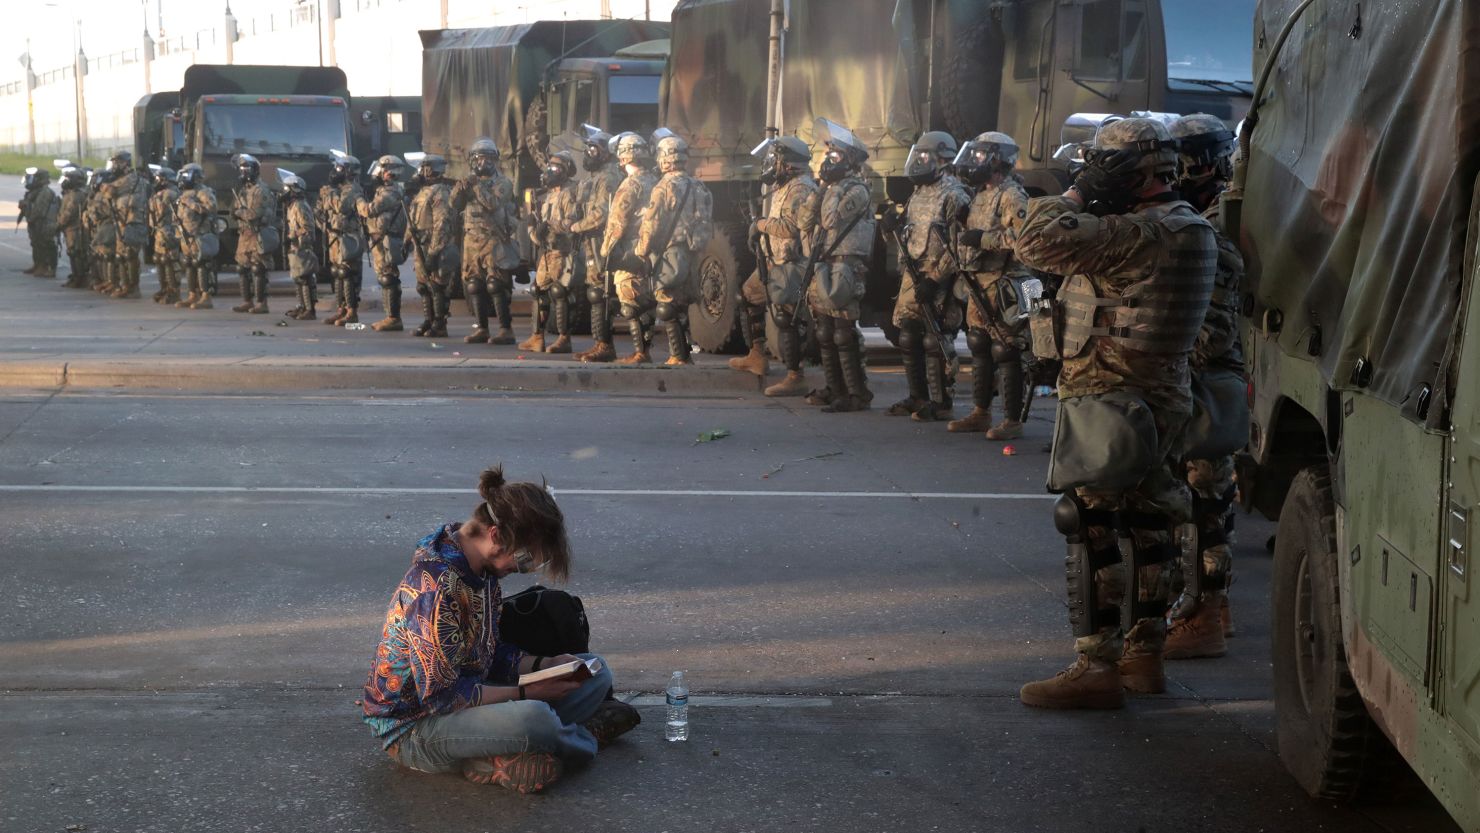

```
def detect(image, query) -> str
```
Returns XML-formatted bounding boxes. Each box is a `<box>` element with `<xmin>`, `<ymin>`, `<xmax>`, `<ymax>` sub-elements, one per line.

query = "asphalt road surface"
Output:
<box><xmin>0</xmin><ymin>180</ymin><xmax>1463</xmax><ymax>833</ymax></box>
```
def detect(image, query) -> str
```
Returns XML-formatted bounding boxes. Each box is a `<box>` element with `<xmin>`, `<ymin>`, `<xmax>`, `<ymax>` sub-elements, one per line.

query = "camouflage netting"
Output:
<box><xmin>1242</xmin><ymin>0</ymin><xmax>1480</xmax><ymax>427</ymax></box>
<box><xmin>420</xmin><ymin>20</ymin><xmax>670</xmax><ymax>175</ymax></box>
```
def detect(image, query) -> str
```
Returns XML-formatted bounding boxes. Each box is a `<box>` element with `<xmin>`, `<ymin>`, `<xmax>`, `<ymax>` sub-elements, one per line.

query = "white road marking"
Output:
<box><xmin>0</xmin><ymin>484</ymin><xmax>1052</xmax><ymax>500</ymax></box>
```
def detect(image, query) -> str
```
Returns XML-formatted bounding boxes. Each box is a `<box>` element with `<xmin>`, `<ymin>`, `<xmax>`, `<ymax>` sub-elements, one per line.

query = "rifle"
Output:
<box><xmin>641</xmin><ymin>177</ymin><xmax>695</xmax><ymax>277</ymax></box>
<box><xmin>795</xmin><ymin>182</ymin><xmax>874</xmax><ymax>310</ymax></box>
<box><xmin>585</xmin><ymin>232</ymin><xmax>613</xmax><ymax>329</ymax></box>
<box><xmin>888</xmin><ymin>226</ymin><xmax>955</xmax><ymax>362</ymax></box>
<box><xmin>929</xmin><ymin>221</ymin><xmax>995</xmax><ymax>324</ymax></box>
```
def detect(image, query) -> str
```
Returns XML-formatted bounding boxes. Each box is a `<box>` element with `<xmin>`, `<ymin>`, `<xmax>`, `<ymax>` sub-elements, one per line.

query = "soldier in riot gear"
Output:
<box><xmin>57</xmin><ymin>166</ymin><xmax>90</xmax><ymax>288</ymax></box>
<box><xmin>231</xmin><ymin>154</ymin><xmax>278</xmax><ymax>314</ymax></box>
<box><xmin>601</xmin><ymin>132</ymin><xmax>661</xmax><ymax>364</ymax></box>
<box><xmin>1164</xmin><ymin>112</ymin><xmax>1244</xmax><ymax>659</ymax></box>
<box><xmin>363</xmin><ymin>155</ymin><xmax>409</xmax><ymax>332</ymax></box>
<box><xmin>84</xmin><ymin>168</ymin><xmax>118</xmax><ymax>292</ymax></box>
<box><xmin>451</xmin><ymin>138</ymin><xmax>521</xmax><ymax>344</ymax></box>
<box><xmin>948</xmin><ymin>132</ymin><xmax>1032</xmax><ymax>440</ymax></box>
<box><xmin>571</xmin><ymin>126</ymin><xmax>625</xmax><ymax>362</ymax></box>
<box><xmin>322</xmin><ymin>152</ymin><xmax>368</xmax><ymax>326</ymax></box>
<box><xmin>731</xmin><ymin>135</ymin><xmax>819</xmax><ymax>395</ymax></box>
<box><xmin>175</xmin><ymin>164</ymin><xmax>219</xmax><ymax>309</ymax></box>
<box><xmin>635</xmin><ymin>133</ymin><xmax>714</xmax><ymax>366</ymax></box>
<box><xmin>524</xmin><ymin>151</ymin><xmax>579</xmax><ymax>353</ymax></box>
<box><xmin>807</xmin><ymin>119</ymin><xmax>877</xmax><ymax>412</ymax></box>
<box><xmin>882</xmin><ymin>130</ymin><xmax>972</xmax><ymax>421</ymax></box>
<box><xmin>104</xmin><ymin>150</ymin><xmax>150</xmax><ymax>299</ymax></box>
<box><xmin>18</xmin><ymin>167</ymin><xmax>59</xmax><ymax>278</ymax></box>
<box><xmin>147</xmin><ymin>166</ymin><xmax>183</xmax><ymax>304</ymax></box>
<box><xmin>278</xmin><ymin>171</ymin><xmax>320</xmax><ymax>320</ymax></box>
<box><xmin>1014</xmin><ymin>117</ymin><xmax>1216</xmax><ymax>709</ymax></box>
<box><xmin>404</xmin><ymin>153</ymin><xmax>458</xmax><ymax>338</ymax></box>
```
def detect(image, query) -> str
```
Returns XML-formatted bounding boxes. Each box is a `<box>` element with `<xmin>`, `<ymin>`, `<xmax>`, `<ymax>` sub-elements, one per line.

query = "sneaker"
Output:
<box><xmin>582</xmin><ymin>700</ymin><xmax>642</xmax><ymax>749</ymax></box>
<box><xmin>461</xmin><ymin>752</ymin><xmax>562</xmax><ymax>793</ymax></box>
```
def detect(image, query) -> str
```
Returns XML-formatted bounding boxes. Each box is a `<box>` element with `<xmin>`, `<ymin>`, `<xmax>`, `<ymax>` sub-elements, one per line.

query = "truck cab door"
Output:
<box><xmin>1440</xmin><ymin>181</ymin><xmax>1480</xmax><ymax>752</ymax></box>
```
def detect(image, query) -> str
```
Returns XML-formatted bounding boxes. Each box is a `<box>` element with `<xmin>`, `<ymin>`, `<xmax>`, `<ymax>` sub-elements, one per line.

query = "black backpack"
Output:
<box><xmin>499</xmin><ymin>585</ymin><xmax>590</xmax><ymax>656</ymax></box>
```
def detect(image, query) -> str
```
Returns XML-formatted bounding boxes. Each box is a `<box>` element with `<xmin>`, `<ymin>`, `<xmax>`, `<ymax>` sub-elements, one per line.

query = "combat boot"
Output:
<box><xmin>232</xmin><ymin>274</ymin><xmax>255</xmax><ymax>313</ymax></box>
<box><xmin>728</xmin><ymin>342</ymin><xmax>769</xmax><ymax>377</ymax></box>
<box><xmin>1164</xmin><ymin>594</ymin><xmax>1229</xmax><ymax>660</ymax></box>
<box><xmin>1019</xmin><ymin>655</ymin><xmax>1126</xmax><ymax>710</ymax></box>
<box><xmin>373</xmin><ymin>287</ymin><xmax>402</xmax><ymax>331</ymax></box>
<box><xmin>546</xmin><ymin>335</ymin><xmax>572</xmax><ymax>354</ymax></box>
<box><xmin>250</xmin><ymin>301</ymin><xmax>270</xmax><ymax>314</ymax></box>
<box><xmin>889</xmin><ymin>329</ymin><xmax>929</xmax><ymax>415</ymax></box>
<box><xmin>411</xmin><ymin>288</ymin><xmax>435</xmax><ymax>336</ymax></box>
<box><xmin>826</xmin><ymin>328</ymin><xmax>872</xmax><ymax>413</ymax></box>
<box><xmin>986</xmin><ymin>419</ymin><xmax>1025</xmax><ymax>441</ymax></box>
<box><xmin>340</xmin><ymin>307</ymin><xmax>359</xmax><ymax>326</ymax></box>
<box><xmin>465</xmin><ymin>326</ymin><xmax>490</xmax><ymax>344</ymax></box>
<box><xmin>490</xmin><ymin>327</ymin><xmax>515</xmax><ymax>345</ymax></box>
<box><xmin>765</xmin><ymin>371</ymin><xmax>809</xmax><ymax>397</ymax></box>
<box><xmin>947</xmin><ymin>407</ymin><xmax>993</xmax><ymax>433</ymax></box>
<box><xmin>190</xmin><ymin>292</ymin><xmax>214</xmax><ymax>310</ymax></box>
<box><xmin>519</xmin><ymin>332</ymin><xmax>546</xmax><ymax>353</ymax></box>
<box><xmin>427</xmin><ymin>318</ymin><xmax>448</xmax><ymax>338</ymax></box>
<box><xmin>617</xmin><ymin>318</ymin><xmax>650</xmax><ymax>364</ymax></box>
<box><xmin>581</xmin><ymin>341</ymin><xmax>616</xmax><ymax>363</ymax></box>
<box><xmin>912</xmin><ymin>355</ymin><xmax>953</xmax><ymax>421</ymax></box>
<box><xmin>325</xmin><ymin>307</ymin><xmax>347</xmax><ymax>326</ymax></box>
<box><xmin>372</xmin><ymin>316</ymin><xmax>404</xmax><ymax>332</ymax></box>
<box><xmin>152</xmin><ymin>282</ymin><xmax>168</xmax><ymax>303</ymax></box>
<box><xmin>1117</xmin><ymin>642</ymin><xmax>1167</xmax><ymax>693</ymax></box>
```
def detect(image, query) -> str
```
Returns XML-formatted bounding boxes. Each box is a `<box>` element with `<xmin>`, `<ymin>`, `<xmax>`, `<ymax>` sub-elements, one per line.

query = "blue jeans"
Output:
<box><xmin>388</xmin><ymin>653</ymin><xmax>612</xmax><ymax>773</ymax></box>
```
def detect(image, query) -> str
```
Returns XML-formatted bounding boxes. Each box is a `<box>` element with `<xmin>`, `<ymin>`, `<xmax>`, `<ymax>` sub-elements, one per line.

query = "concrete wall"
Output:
<box><xmin>0</xmin><ymin>0</ymin><xmax>677</xmax><ymax>157</ymax></box>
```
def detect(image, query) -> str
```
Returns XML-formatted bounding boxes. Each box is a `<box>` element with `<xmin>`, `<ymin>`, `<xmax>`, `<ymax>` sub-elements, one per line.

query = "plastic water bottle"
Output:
<box><xmin>665</xmin><ymin>671</ymin><xmax>689</xmax><ymax>742</ymax></box>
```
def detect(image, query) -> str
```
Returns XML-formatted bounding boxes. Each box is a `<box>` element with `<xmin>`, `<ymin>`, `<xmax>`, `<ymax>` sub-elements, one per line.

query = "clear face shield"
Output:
<box><xmin>904</xmin><ymin>145</ymin><xmax>940</xmax><ymax>181</ymax></box>
<box><xmin>22</xmin><ymin>166</ymin><xmax>38</xmax><ymax>189</ymax></box>
<box><xmin>815</xmin><ymin>118</ymin><xmax>866</xmax><ymax>184</ymax></box>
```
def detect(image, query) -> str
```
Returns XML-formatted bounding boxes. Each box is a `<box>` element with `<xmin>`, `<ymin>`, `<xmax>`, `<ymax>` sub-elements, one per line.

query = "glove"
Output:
<box><xmin>958</xmin><ymin>228</ymin><xmax>985</xmax><ymax>249</ymax></box>
<box><xmin>1072</xmin><ymin>149</ymin><xmax>1146</xmax><ymax>209</ymax></box>
<box><xmin>914</xmin><ymin>276</ymin><xmax>939</xmax><ymax>305</ymax></box>
<box><xmin>876</xmin><ymin>203</ymin><xmax>903</xmax><ymax>235</ymax></box>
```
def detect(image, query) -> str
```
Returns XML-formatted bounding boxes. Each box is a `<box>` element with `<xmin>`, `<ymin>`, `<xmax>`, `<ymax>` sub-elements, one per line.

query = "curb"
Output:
<box><xmin>0</xmin><ymin>358</ymin><xmax>767</xmax><ymax>396</ymax></box>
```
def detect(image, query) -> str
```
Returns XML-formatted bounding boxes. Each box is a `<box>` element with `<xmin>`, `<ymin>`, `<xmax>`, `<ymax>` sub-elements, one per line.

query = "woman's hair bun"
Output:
<box><xmin>478</xmin><ymin>466</ymin><xmax>506</xmax><ymax>502</ymax></box>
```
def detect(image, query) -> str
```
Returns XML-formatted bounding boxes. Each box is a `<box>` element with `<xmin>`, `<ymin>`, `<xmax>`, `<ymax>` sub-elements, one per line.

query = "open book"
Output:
<box><xmin>518</xmin><ymin>656</ymin><xmax>604</xmax><ymax>686</ymax></box>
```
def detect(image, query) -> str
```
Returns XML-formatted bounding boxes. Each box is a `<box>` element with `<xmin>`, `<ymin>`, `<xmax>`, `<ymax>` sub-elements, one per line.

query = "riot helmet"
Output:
<box><xmin>815</xmin><ymin>118</ymin><xmax>869</xmax><ymax>184</ymax></box>
<box><xmin>178</xmin><ymin>163</ymin><xmax>204</xmax><ymax>189</ymax></box>
<box><xmin>1074</xmin><ymin>117</ymin><xmax>1180</xmax><ymax>214</ymax></box>
<box><xmin>651</xmin><ymin>126</ymin><xmax>677</xmax><ymax>147</ymax></box>
<box><xmin>751</xmin><ymin>135</ymin><xmax>811</xmax><ymax>186</ymax></box>
<box><xmin>581</xmin><ymin>123</ymin><xmax>613</xmax><ymax>172</ymax></box>
<box><xmin>954</xmin><ymin>131</ymin><xmax>1019</xmax><ymax>187</ymax></box>
<box><xmin>277</xmin><ymin>168</ymin><xmax>308</xmax><ymax>199</ymax></box>
<box><xmin>106</xmin><ymin>150</ymin><xmax>133</xmax><ymax>177</ymax></box>
<box><xmin>656</xmin><ymin>135</ymin><xmax>689</xmax><ymax>174</ymax></box>
<box><xmin>468</xmin><ymin>137</ymin><xmax>500</xmax><ymax>176</ymax></box>
<box><xmin>407</xmin><ymin>151</ymin><xmax>447</xmax><ymax>181</ymax></box>
<box><xmin>92</xmin><ymin>167</ymin><xmax>117</xmax><ymax>188</ymax></box>
<box><xmin>60</xmin><ymin>166</ymin><xmax>86</xmax><ymax>191</ymax></box>
<box><xmin>904</xmin><ymin>131</ymin><xmax>957</xmax><ymax>185</ymax></box>
<box><xmin>540</xmin><ymin>151</ymin><xmax>576</xmax><ymax>189</ymax></box>
<box><xmin>329</xmin><ymin>149</ymin><xmax>360</xmax><ymax>185</ymax></box>
<box><xmin>614</xmin><ymin>132</ymin><xmax>652</xmax><ymax>169</ymax></box>
<box><xmin>21</xmin><ymin>167</ymin><xmax>49</xmax><ymax>190</ymax></box>
<box><xmin>369</xmin><ymin>154</ymin><xmax>406</xmax><ymax>184</ymax></box>
<box><xmin>148</xmin><ymin>164</ymin><xmax>178</xmax><ymax>190</ymax></box>
<box><xmin>236</xmin><ymin>153</ymin><xmax>261</xmax><ymax>184</ymax></box>
<box><xmin>1170</xmin><ymin>112</ymin><xmax>1236</xmax><ymax>194</ymax></box>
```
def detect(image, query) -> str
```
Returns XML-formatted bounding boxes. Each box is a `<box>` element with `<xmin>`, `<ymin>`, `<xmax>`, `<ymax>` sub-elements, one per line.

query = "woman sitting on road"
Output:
<box><xmin>361</xmin><ymin>465</ymin><xmax>639</xmax><ymax>793</ymax></box>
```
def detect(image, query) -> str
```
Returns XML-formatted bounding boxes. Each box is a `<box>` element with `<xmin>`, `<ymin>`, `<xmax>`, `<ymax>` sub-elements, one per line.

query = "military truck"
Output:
<box><xmin>1231</xmin><ymin>0</ymin><xmax>1479</xmax><ymax>826</ymax></box>
<box><xmin>663</xmin><ymin>0</ymin><xmax>1256</xmax><ymax>352</ymax></box>
<box><xmin>419</xmin><ymin>20</ymin><xmax>670</xmax><ymax>195</ymax></box>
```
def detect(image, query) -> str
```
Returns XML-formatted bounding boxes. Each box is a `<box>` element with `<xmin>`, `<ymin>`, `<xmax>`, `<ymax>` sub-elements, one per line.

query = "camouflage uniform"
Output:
<box><xmin>84</xmin><ymin>180</ymin><xmax>118</xmax><ymax>291</ymax></box>
<box><xmin>18</xmin><ymin>175</ymin><xmax>60</xmax><ymax>277</ymax></box>
<box><xmin>951</xmin><ymin>175</ymin><xmax>1033</xmax><ymax>436</ymax></box>
<box><xmin>739</xmin><ymin>168</ymin><xmax>819</xmax><ymax>387</ymax></box>
<box><xmin>283</xmin><ymin>191</ymin><xmax>320</xmax><ymax>318</ymax></box>
<box><xmin>450</xmin><ymin>169</ymin><xmax>520</xmax><ymax>343</ymax></box>
<box><xmin>635</xmin><ymin>138</ymin><xmax>714</xmax><ymax>365</ymax></box>
<box><xmin>57</xmin><ymin>177</ymin><xmax>89</xmax><ymax>287</ymax></box>
<box><xmin>891</xmin><ymin>172</ymin><xmax>971</xmax><ymax>418</ymax></box>
<box><xmin>405</xmin><ymin>173</ymin><xmax>458</xmax><ymax>337</ymax></box>
<box><xmin>107</xmin><ymin>170</ymin><xmax>150</xmax><ymax>298</ymax></box>
<box><xmin>570</xmin><ymin>161</ymin><xmax>625</xmax><ymax>360</ymax></box>
<box><xmin>363</xmin><ymin>178</ymin><xmax>408</xmax><ymax>329</ymax></box>
<box><xmin>148</xmin><ymin>180</ymin><xmax>183</xmax><ymax>303</ymax></box>
<box><xmin>323</xmin><ymin>180</ymin><xmax>368</xmax><ymax>323</ymax></box>
<box><xmin>807</xmin><ymin>171</ymin><xmax>876</xmax><ymax>409</ymax></box>
<box><xmin>232</xmin><ymin>178</ymin><xmax>278</xmax><ymax>313</ymax></box>
<box><xmin>601</xmin><ymin>164</ymin><xmax>659</xmax><ymax>362</ymax></box>
<box><xmin>526</xmin><ymin>172</ymin><xmax>579</xmax><ymax>351</ymax></box>
<box><xmin>175</xmin><ymin>178</ymin><xmax>219</xmax><ymax>308</ymax></box>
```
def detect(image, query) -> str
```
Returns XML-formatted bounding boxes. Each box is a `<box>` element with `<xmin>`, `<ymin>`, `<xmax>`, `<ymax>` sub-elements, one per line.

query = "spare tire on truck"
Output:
<box><xmin>688</xmin><ymin>223</ymin><xmax>747</xmax><ymax>354</ymax></box>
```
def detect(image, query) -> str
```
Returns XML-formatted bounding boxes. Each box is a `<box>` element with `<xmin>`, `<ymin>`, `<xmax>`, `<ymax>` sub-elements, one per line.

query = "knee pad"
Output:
<box><xmin>897</xmin><ymin>322</ymin><xmax>922</xmax><ymax>351</ymax></box>
<box><xmin>586</xmin><ymin>285</ymin><xmax>605</xmax><ymax>306</ymax></box>
<box><xmin>772</xmin><ymin>307</ymin><xmax>794</xmax><ymax>329</ymax></box>
<box><xmin>377</xmin><ymin>273</ymin><xmax>397</xmax><ymax>289</ymax></box>
<box><xmin>463</xmin><ymin>279</ymin><xmax>483</xmax><ymax>296</ymax></box>
<box><xmin>655</xmin><ymin>301</ymin><xmax>679</xmax><ymax>322</ymax></box>
<box><xmin>813</xmin><ymin>314</ymin><xmax>835</xmax><ymax>342</ymax></box>
<box><xmin>547</xmin><ymin>283</ymin><xmax>566</xmax><ymax>301</ymax></box>
<box><xmin>966</xmin><ymin>328</ymin><xmax>991</xmax><ymax>356</ymax></box>
<box><xmin>833</xmin><ymin>323</ymin><xmax>859</xmax><ymax>349</ymax></box>
<box><xmin>621</xmin><ymin>302</ymin><xmax>642</xmax><ymax>320</ymax></box>
<box><xmin>990</xmin><ymin>341</ymin><xmax>1020</xmax><ymax>364</ymax></box>
<box><xmin>921</xmin><ymin>331</ymin><xmax>940</xmax><ymax>353</ymax></box>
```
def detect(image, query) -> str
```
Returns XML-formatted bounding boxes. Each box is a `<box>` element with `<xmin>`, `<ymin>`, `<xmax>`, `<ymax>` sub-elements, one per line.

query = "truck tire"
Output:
<box><xmin>1272</xmin><ymin>464</ymin><xmax>1404</xmax><ymax>801</ymax></box>
<box><xmin>941</xmin><ymin>19</ymin><xmax>998</xmax><ymax>143</ymax></box>
<box><xmin>689</xmin><ymin>224</ymin><xmax>746</xmax><ymax>354</ymax></box>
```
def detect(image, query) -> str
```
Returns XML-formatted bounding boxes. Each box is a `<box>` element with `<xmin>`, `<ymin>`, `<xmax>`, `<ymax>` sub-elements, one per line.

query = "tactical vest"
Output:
<box><xmin>819</xmin><ymin>177</ymin><xmax>874</xmax><ymax>259</ymax></box>
<box><xmin>1058</xmin><ymin>201</ymin><xmax>1215</xmax><ymax>357</ymax></box>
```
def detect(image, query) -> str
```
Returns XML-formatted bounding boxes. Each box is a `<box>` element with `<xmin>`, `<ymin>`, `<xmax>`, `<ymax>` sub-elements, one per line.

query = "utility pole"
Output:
<box><xmin>763</xmin><ymin>0</ymin><xmax>783</xmax><ymax>141</ymax></box>
<box><xmin>22</xmin><ymin>39</ymin><xmax>35</xmax><ymax>154</ymax></box>
<box><xmin>74</xmin><ymin>20</ymin><xmax>85</xmax><ymax>159</ymax></box>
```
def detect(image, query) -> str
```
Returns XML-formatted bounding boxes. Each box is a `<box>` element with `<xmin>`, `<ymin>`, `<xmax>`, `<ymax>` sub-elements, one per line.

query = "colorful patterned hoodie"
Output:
<box><xmin>362</xmin><ymin>523</ymin><xmax>524</xmax><ymax>747</ymax></box>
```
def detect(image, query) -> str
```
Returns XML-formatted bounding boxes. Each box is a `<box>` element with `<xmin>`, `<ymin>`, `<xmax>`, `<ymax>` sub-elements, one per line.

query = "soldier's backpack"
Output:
<box><xmin>1180</xmin><ymin>366</ymin><xmax>1250</xmax><ymax>459</ymax></box>
<box><xmin>1046</xmin><ymin>391</ymin><xmax>1161</xmax><ymax>492</ymax></box>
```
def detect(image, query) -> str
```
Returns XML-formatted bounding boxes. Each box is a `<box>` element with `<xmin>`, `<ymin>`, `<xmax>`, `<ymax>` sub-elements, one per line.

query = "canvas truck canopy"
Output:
<box><xmin>1242</xmin><ymin>0</ymin><xmax>1480</xmax><ymax>426</ymax></box>
<box><xmin>420</xmin><ymin>20</ymin><xmax>670</xmax><ymax>173</ymax></box>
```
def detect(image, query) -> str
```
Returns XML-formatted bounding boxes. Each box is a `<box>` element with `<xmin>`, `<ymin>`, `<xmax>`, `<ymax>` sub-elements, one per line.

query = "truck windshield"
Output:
<box><xmin>608</xmin><ymin>74</ymin><xmax>660</xmax><ymax>136</ymax></box>
<box><xmin>201</xmin><ymin>103</ymin><xmax>349</xmax><ymax>157</ymax></box>
<box><xmin>1162</xmin><ymin>0</ymin><xmax>1255</xmax><ymax>86</ymax></box>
